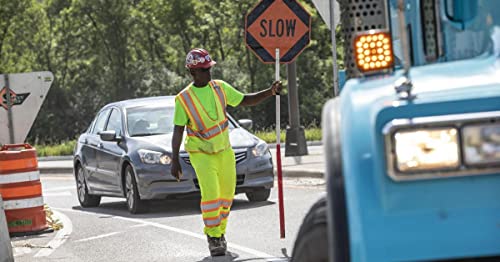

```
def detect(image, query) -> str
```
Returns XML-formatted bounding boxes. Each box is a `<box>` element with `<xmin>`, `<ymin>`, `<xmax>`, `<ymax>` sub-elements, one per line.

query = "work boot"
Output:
<box><xmin>221</xmin><ymin>234</ymin><xmax>227</xmax><ymax>251</ymax></box>
<box><xmin>207</xmin><ymin>235</ymin><xmax>225</xmax><ymax>256</ymax></box>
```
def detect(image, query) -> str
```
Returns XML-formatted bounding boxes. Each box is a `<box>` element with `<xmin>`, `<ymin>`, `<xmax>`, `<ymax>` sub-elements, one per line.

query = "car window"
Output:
<box><xmin>92</xmin><ymin>108</ymin><xmax>111</xmax><ymax>135</ymax></box>
<box><xmin>127</xmin><ymin>106</ymin><xmax>174</xmax><ymax>136</ymax></box>
<box><xmin>105</xmin><ymin>108</ymin><xmax>123</xmax><ymax>136</ymax></box>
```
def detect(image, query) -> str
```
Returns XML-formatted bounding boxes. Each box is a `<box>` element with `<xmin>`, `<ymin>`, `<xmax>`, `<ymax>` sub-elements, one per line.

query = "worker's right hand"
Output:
<box><xmin>170</xmin><ymin>159</ymin><xmax>183</xmax><ymax>182</ymax></box>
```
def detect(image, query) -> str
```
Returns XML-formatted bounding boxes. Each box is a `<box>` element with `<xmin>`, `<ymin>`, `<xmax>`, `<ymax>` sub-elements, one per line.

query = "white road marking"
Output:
<box><xmin>43</xmin><ymin>186</ymin><xmax>75</xmax><ymax>192</ymax></box>
<box><xmin>55</xmin><ymin>208</ymin><xmax>275</xmax><ymax>259</ymax></box>
<box><xmin>34</xmin><ymin>210</ymin><xmax>73</xmax><ymax>257</ymax></box>
<box><xmin>74</xmin><ymin>231</ymin><xmax>122</xmax><ymax>243</ymax></box>
<box><xmin>44</xmin><ymin>191</ymin><xmax>72</xmax><ymax>197</ymax></box>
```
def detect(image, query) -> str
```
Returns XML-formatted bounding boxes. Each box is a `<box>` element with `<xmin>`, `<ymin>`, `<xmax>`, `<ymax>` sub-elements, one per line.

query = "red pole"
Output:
<box><xmin>275</xmin><ymin>48</ymin><xmax>285</xmax><ymax>238</ymax></box>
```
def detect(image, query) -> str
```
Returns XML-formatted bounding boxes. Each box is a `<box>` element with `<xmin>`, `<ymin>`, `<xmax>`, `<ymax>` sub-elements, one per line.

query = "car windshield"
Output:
<box><xmin>126</xmin><ymin>105</ymin><xmax>236</xmax><ymax>137</ymax></box>
<box><xmin>127</xmin><ymin>106</ymin><xmax>175</xmax><ymax>136</ymax></box>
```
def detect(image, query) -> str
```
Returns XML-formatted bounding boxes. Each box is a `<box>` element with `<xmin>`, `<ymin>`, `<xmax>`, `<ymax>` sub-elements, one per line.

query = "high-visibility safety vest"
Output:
<box><xmin>177</xmin><ymin>80</ymin><xmax>231</xmax><ymax>154</ymax></box>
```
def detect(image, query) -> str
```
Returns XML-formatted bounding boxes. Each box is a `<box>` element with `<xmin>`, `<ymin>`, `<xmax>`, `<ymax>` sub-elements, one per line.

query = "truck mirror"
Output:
<box><xmin>445</xmin><ymin>0</ymin><xmax>478</xmax><ymax>29</ymax></box>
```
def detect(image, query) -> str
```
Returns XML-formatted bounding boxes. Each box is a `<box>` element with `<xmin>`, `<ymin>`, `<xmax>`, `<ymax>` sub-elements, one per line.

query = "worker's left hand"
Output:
<box><xmin>270</xmin><ymin>81</ymin><xmax>283</xmax><ymax>96</ymax></box>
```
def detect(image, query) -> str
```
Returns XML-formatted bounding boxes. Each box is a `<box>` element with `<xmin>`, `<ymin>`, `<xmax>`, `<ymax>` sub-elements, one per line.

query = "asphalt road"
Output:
<box><xmin>11</xmin><ymin>174</ymin><xmax>326</xmax><ymax>262</ymax></box>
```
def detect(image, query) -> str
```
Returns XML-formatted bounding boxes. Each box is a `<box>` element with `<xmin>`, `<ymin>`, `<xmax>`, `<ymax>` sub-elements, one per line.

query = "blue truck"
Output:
<box><xmin>291</xmin><ymin>0</ymin><xmax>500</xmax><ymax>261</ymax></box>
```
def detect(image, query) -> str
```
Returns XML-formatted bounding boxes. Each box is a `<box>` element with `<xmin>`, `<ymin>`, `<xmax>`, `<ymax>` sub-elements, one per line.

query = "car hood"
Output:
<box><xmin>128</xmin><ymin>128</ymin><xmax>260</xmax><ymax>153</ymax></box>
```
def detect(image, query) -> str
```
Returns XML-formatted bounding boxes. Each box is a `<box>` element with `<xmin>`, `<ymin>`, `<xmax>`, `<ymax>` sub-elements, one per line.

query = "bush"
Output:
<box><xmin>36</xmin><ymin>140</ymin><xmax>76</xmax><ymax>157</ymax></box>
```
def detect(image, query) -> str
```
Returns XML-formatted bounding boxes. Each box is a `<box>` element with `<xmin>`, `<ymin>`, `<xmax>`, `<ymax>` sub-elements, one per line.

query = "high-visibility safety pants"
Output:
<box><xmin>189</xmin><ymin>148</ymin><xmax>236</xmax><ymax>237</ymax></box>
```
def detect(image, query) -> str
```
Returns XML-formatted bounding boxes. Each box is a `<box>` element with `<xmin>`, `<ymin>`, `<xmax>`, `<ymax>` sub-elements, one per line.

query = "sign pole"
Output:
<box><xmin>275</xmin><ymin>48</ymin><xmax>285</xmax><ymax>239</ymax></box>
<box><xmin>4</xmin><ymin>74</ymin><xmax>14</xmax><ymax>144</ymax></box>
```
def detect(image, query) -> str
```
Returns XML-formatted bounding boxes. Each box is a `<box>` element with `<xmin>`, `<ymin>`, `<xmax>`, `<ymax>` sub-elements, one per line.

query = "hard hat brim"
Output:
<box><xmin>200</xmin><ymin>61</ymin><xmax>216</xmax><ymax>69</ymax></box>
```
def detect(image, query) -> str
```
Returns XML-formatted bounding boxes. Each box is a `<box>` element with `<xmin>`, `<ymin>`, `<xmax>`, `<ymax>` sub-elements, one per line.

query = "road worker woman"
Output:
<box><xmin>170</xmin><ymin>48</ymin><xmax>282</xmax><ymax>257</ymax></box>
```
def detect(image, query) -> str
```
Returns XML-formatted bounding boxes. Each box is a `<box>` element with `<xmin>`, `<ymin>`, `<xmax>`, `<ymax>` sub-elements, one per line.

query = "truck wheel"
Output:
<box><xmin>291</xmin><ymin>196</ymin><xmax>328</xmax><ymax>262</ymax></box>
<box><xmin>246</xmin><ymin>188</ymin><xmax>271</xmax><ymax>202</ymax></box>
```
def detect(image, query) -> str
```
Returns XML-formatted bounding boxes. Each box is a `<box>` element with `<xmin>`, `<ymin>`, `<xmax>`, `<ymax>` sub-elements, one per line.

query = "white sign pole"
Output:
<box><xmin>275</xmin><ymin>48</ymin><xmax>285</xmax><ymax>239</ymax></box>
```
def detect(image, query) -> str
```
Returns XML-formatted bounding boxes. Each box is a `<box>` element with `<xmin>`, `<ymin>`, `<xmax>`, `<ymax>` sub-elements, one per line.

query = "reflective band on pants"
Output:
<box><xmin>190</xmin><ymin>148</ymin><xmax>236</xmax><ymax>237</ymax></box>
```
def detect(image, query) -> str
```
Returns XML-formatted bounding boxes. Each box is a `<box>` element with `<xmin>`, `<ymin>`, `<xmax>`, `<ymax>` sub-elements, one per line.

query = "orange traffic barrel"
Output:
<box><xmin>0</xmin><ymin>143</ymin><xmax>48</xmax><ymax>234</ymax></box>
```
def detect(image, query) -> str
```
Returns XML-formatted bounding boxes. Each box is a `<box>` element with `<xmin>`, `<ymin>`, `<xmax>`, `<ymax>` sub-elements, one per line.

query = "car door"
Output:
<box><xmin>96</xmin><ymin>107</ymin><xmax>124</xmax><ymax>195</ymax></box>
<box><xmin>85</xmin><ymin>108</ymin><xmax>111</xmax><ymax>192</ymax></box>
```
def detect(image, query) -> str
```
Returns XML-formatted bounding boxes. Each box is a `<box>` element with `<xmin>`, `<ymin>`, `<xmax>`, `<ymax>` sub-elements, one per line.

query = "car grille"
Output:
<box><xmin>194</xmin><ymin>175</ymin><xmax>245</xmax><ymax>189</ymax></box>
<box><xmin>182</xmin><ymin>151</ymin><xmax>247</xmax><ymax>166</ymax></box>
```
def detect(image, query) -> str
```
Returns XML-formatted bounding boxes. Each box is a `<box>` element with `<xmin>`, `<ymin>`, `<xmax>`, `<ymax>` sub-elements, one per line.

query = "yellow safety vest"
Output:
<box><xmin>177</xmin><ymin>80</ymin><xmax>231</xmax><ymax>154</ymax></box>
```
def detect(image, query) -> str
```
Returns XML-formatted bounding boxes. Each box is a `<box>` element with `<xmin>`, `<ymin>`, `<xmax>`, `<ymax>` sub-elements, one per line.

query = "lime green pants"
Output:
<box><xmin>189</xmin><ymin>148</ymin><xmax>236</xmax><ymax>237</ymax></box>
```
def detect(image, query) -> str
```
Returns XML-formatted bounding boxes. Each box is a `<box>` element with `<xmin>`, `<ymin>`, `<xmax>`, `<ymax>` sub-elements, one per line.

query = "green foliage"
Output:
<box><xmin>254</xmin><ymin>127</ymin><xmax>321</xmax><ymax>144</ymax></box>
<box><xmin>0</xmin><ymin>0</ymin><xmax>341</xmax><ymax>144</ymax></box>
<box><xmin>36</xmin><ymin>140</ymin><xmax>76</xmax><ymax>157</ymax></box>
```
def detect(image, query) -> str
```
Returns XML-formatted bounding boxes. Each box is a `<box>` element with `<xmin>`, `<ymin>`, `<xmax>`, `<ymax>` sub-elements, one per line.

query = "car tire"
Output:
<box><xmin>291</xmin><ymin>196</ymin><xmax>328</xmax><ymax>262</ymax></box>
<box><xmin>124</xmin><ymin>165</ymin><xmax>146</xmax><ymax>214</ymax></box>
<box><xmin>245</xmin><ymin>188</ymin><xmax>271</xmax><ymax>202</ymax></box>
<box><xmin>76</xmin><ymin>164</ymin><xmax>101</xmax><ymax>208</ymax></box>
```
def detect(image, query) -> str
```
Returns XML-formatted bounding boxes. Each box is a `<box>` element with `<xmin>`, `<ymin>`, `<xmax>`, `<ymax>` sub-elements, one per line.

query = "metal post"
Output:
<box><xmin>330</xmin><ymin>0</ymin><xmax>339</xmax><ymax>96</ymax></box>
<box><xmin>5</xmin><ymin>74</ymin><xmax>14</xmax><ymax>144</ymax></box>
<box><xmin>285</xmin><ymin>61</ymin><xmax>308</xmax><ymax>156</ymax></box>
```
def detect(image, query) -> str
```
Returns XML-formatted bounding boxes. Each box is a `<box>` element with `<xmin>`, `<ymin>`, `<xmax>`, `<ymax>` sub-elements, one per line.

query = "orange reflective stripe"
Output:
<box><xmin>186</xmin><ymin>119</ymin><xmax>228</xmax><ymax>139</ymax></box>
<box><xmin>220</xmin><ymin>199</ymin><xmax>232</xmax><ymax>208</ymax></box>
<box><xmin>210</xmin><ymin>81</ymin><xmax>226</xmax><ymax>117</ymax></box>
<box><xmin>185</xmin><ymin>91</ymin><xmax>207</xmax><ymax>130</ymax></box>
<box><xmin>178</xmin><ymin>94</ymin><xmax>198</xmax><ymax>129</ymax></box>
<box><xmin>0</xmin><ymin>158</ymin><xmax>38</xmax><ymax>174</ymax></box>
<box><xmin>179</xmin><ymin>92</ymin><xmax>205</xmax><ymax>131</ymax></box>
<box><xmin>0</xmin><ymin>181</ymin><xmax>42</xmax><ymax>199</ymax></box>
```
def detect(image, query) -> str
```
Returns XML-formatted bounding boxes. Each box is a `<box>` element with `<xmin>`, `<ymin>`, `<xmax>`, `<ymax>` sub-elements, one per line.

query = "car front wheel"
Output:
<box><xmin>125</xmin><ymin>165</ymin><xmax>146</xmax><ymax>214</ymax></box>
<box><xmin>76</xmin><ymin>164</ymin><xmax>101</xmax><ymax>207</ymax></box>
<box><xmin>246</xmin><ymin>188</ymin><xmax>271</xmax><ymax>202</ymax></box>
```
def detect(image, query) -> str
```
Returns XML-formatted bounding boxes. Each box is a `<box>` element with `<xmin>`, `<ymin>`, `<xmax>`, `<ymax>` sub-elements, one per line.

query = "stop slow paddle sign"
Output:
<box><xmin>245</xmin><ymin>0</ymin><xmax>311</xmax><ymax>64</ymax></box>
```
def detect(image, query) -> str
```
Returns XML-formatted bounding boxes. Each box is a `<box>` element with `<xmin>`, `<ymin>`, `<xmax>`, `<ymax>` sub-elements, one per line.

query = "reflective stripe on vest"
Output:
<box><xmin>179</xmin><ymin>92</ymin><xmax>205</xmax><ymax>130</ymax></box>
<box><xmin>186</xmin><ymin>119</ymin><xmax>229</xmax><ymax>139</ymax></box>
<box><xmin>179</xmin><ymin>81</ymin><xmax>228</xmax><ymax>140</ymax></box>
<box><xmin>210</xmin><ymin>80</ymin><xmax>226</xmax><ymax>116</ymax></box>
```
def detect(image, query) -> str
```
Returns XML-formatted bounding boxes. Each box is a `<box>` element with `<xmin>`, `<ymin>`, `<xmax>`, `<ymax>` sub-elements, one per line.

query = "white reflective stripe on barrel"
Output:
<box><xmin>0</xmin><ymin>171</ymin><xmax>40</xmax><ymax>184</ymax></box>
<box><xmin>3</xmin><ymin>196</ymin><xmax>44</xmax><ymax>210</ymax></box>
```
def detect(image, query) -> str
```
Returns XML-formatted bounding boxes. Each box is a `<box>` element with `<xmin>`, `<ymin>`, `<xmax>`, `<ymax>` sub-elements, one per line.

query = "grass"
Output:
<box><xmin>33</xmin><ymin>127</ymin><xmax>322</xmax><ymax>156</ymax></box>
<box><xmin>35</xmin><ymin>140</ymin><xmax>76</xmax><ymax>157</ymax></box>
<box><xmin>254</xmin><ymin>127</ymin><xmax>322</xmax><ymax>144</ymax></box>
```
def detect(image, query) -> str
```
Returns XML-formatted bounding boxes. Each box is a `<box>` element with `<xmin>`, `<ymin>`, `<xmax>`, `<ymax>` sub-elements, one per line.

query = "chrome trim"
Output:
<box><xmin>383</xmin><ymin>110</ymin><xmax>500</xmax><ymax>181</ymax></box>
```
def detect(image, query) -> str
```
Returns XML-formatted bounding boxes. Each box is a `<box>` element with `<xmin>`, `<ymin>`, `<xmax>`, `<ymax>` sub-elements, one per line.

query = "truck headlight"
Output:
<box><xmin>252</xmin><ymin>141</ymin><xmax>269</xmax><ymax>157</ymax></box>
<box><xmin>394</xmin><ymin>128</ymin><xmax>460</xmax><ymax>172</ymax></box>
<box><xmin>138</xmin><ymin>149</ymin><xmax>171</xmax><ymax>165</ymax></box>
<box><xmin>462</xmin><ymin>123</ymin><xmax>500</xmax><ymax>165</ymax></box>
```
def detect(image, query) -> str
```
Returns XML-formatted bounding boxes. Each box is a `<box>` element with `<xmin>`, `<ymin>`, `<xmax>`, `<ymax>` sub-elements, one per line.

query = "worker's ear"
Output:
<box><xmin>189</xmin><ymin>69</ymin><xmax>196</xmax><ymax>77</ymax></box>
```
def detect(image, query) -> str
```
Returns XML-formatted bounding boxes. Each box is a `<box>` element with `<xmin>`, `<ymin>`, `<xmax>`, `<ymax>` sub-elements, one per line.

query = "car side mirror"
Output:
<box><xmin>100</xmin><ymin>130</ymin><xmax>121</xmax><ymax>142</ymax></box>
<box><xmin>238</xmin><ymin>119</ymin><xmax>253</xmax><ymax>130</ymax></box>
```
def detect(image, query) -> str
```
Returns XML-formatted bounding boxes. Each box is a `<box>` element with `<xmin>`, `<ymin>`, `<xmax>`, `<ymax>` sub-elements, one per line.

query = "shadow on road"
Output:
<box><xmin>197</xmin><ymin>251</ymin><xmax>288</xmax><ymax>262</ymax></box>
<box><xmin>70</xmin><ymin>198</ymin><xmax>275</xmax><ymax>219</ymax></box>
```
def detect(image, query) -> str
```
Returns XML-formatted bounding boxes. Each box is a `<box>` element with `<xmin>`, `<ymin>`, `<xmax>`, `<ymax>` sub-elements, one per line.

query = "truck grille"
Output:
<box><xmin>182</xmin><ymin>151</ymin><xmax>247</xmax><ymax>165</ymax></box>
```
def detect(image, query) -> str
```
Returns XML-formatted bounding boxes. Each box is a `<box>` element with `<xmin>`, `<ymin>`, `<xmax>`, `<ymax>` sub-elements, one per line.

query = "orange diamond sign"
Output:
<box><xmin>245</xmin><ymin>0</ymin><xmax>311</xmax><ymax>64</ymax></box>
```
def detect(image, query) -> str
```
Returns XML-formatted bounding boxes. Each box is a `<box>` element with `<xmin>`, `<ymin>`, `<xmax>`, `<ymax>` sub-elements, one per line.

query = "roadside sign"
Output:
<box><xmin>0</xmin><ymin>72</ymin><xmax>53</xmax><ymax>144</ymax></box>
<box><xmin>311</xmin><ymin>0</ymin><xmax>340</xmax><ymax>30</ymax></box>
<box><xmin>245</xmin><ymin>0</ymin><xmax>311</xmax><ymax>64</ymax></box>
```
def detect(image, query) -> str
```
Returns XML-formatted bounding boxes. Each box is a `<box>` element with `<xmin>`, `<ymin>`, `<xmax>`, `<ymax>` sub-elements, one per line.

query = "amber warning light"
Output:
<box><xmin>354</xmin><ymin>30</ymin><xmax>394</xmax><ymax>73</ymax></box>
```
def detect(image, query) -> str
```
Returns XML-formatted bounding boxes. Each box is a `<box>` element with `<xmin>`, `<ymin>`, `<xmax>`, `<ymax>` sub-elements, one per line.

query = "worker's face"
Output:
<box><xmin>190</xmin><ymin>67</ymin><xmax>211</xmax><ymax>85</ymax></box>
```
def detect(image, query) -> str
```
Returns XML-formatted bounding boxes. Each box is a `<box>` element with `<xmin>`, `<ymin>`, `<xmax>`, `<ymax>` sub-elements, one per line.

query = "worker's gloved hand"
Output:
<box><xmin>170</xmin><ymin>159</ymin><xmax>183</xmax><ymax>182</ymax></box>
<box><xmin>271</xmin><ymin>80</ymin><xmax>283</xmax><ymax>96</ymax></box>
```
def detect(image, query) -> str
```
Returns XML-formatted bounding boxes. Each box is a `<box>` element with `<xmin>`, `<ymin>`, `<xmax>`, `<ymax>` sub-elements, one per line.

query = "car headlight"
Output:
<box><xmin>394</xmin><ymin>127</ymin><xmax>460</xmax><ymax>172</ymax></box>
<box><xmin>462</xmin><ymin>123</ymin><xmax>500</xmax><ymax>165</ymax></box>
<box><xmin>138</xmin><ymin>149</ymin><xmax>171</xmax><ymax>165</ymax></box>
<box><xmin>252</xmin><ymin>141</ymin><xmax>269</xmax><ymax>157</ymax></box>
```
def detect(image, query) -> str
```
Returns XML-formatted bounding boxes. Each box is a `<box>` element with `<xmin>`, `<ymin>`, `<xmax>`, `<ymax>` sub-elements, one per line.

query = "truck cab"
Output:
<box><xmin>292</xmin><ymin>0</ymin><xmax>500</xmax><ymax>261</ymax></box>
